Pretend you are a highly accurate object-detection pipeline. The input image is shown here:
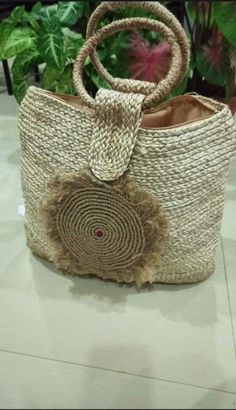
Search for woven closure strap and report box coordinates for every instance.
[89,89,144,181]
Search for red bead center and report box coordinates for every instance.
[95,229,105,238]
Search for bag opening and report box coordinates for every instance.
[33,88,220,130]
[141,95,217,129]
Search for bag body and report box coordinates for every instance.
[18,1,236,285]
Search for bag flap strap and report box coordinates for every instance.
[89,88,144,181]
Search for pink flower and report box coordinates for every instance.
[128,32,171,83]
[203,44,224,70]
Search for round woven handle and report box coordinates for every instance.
[74,18,183,110]
[85,1,190,93]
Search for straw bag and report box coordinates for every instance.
[18,1,236,286]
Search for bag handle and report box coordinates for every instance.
[73,17,183,110]
[85,1,190,92]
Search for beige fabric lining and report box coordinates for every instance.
[46,91,217,130]
[141,95,217,129]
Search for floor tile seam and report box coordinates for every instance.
[1,347,236,396]
[221,237,236,359]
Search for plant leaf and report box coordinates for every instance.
[116,7,156,19]
[214,2,236,47]
[0,28,35,59]
[10,6,26,23]
[62,27,83,40]
[32,2,42,13]
[24,14,40,31]
[84,56,91,66]
[42,64,62,90]
[38,28,65,70]
[225,70,235,103]
[30,2,44,22]
[0,7,27,55]
[171,70,190,97]
[87,70,111,90]
[63,28,84,60]
[12,48,42,103]
[57,2,84,26]
[187,1,214,26]
[13,81,28,105]
[42,63,76,94]
[196,44,230,86]
[40,14,61,33]
[39,4,58,21]
[0,22,14,56]
[55,64,76,94]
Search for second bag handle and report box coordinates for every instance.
[85,1,190,95]
[73,17,184,110]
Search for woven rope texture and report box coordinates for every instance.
[18,87,236,284]
[89,89,144,180]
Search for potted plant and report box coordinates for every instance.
[0,0,236,111]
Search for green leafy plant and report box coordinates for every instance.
[122,1,236,106]
[0,1,132,103]
[0,2,87,102]
[1,0,236,109]
[185,1,235,105]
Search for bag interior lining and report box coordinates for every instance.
[38,89,218,130]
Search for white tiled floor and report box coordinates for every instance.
[0,92,236,409]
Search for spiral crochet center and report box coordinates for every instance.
[56,187,145,270]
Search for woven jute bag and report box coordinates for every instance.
[18,1,236,286]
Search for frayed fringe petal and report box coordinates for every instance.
[39,169,168,286]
